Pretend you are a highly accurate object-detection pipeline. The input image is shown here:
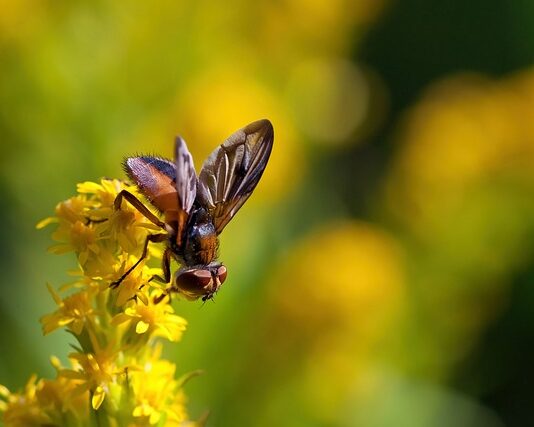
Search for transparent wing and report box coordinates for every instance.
[173,136,197,243]
[123,137,197,245]
[174,136,197,215]
[197,119,274,234]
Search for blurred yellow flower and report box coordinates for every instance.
[259,0,387,57]
[36,375,88,423]
[286,58,374,146]
[0,376,52,427]
[269,221,405,343]
[386,71,534,237]
[246,221,406,425]
[379,69,534,376]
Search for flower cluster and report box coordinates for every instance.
[0,179,204,426]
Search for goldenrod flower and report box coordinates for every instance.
[60,347,119,410]
[110,257,154,307]
[112,295,187,342]
[130,359,188,425]
[41,285,95,335]
[1,179,203,426]
[0,376,52,427]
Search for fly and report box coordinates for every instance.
[111,119,274,301]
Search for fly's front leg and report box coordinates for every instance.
[110,233,168,288]
[149,247,172,284]
[150,248,173,304]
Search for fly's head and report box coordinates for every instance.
[173,264,227,301]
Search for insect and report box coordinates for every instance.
[111,119,274,301]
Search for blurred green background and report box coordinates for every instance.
[2,1,534,426]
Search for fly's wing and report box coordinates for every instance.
[197,119,274,234]
[173,136,197,243]
[123,137,197,244]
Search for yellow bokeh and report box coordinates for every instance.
[286,58,373,146]
[387,70,534,237]
[269,221,404,339]
[251,221,406,423]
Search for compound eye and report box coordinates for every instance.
[175,269,213,294]
[216,265,227,284]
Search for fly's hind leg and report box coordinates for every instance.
[114,190,166,229]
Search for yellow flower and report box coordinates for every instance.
[40,284,94,335]
[130,358,188,425]
[112,294,187,342]
[77,179,123,211]
[16,179,200,424]
[56,328,123,411]
[56,194,96,225]
[60,349,118,411]
[0,376,52,427]
[78,179,160,254]
[48,219,116,277]
[39,178,161,279]
[36,375,89,423]
[110,257,154,307]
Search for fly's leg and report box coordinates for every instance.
[110,233,168,288]
[114,190,166,229]
[151,248,174,304]
[148,247,171,284]
[111,190,169,287]
[85,217,107,225]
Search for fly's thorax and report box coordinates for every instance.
[182,207,219,266]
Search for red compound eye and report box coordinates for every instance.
[216,265,227,284]
[175,269,213,296]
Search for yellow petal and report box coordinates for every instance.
[58,318,75,327]
[87,354,100,372]
[149,411,161,424]
[92,386,106,410]
[79,251,88,266]
[77,181,102,193]
[137,292,149,306]
[70,319,85,335]
[133,404,147,417]
[50,356,62,370]
[48,244,72,254]
[157,324,175,341]
[124,307,140,317]
[0,384,9,397]
[46,283,63,305]
[136,321,150,334]
[59,370,85,380]
[111,313,132,325]
[36,217,57,229]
